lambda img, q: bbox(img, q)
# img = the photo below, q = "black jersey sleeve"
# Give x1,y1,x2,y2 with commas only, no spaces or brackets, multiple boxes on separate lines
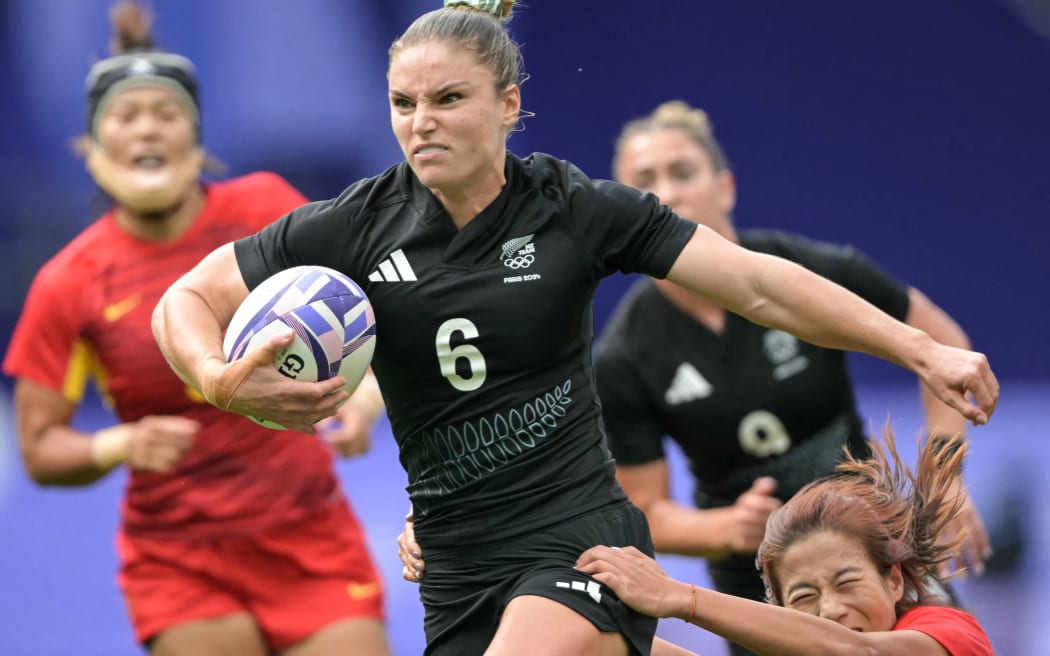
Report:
593,283,670,466
234,177,379,289
557,160,696,279
594,337,669,465
742,230,911,321
234,198,336,288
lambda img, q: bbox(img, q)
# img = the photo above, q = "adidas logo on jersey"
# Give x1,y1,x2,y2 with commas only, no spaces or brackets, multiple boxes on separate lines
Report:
665,363,712,405
368,249,417,282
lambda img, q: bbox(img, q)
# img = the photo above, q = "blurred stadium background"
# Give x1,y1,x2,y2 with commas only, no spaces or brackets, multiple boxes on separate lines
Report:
1,1,1047,654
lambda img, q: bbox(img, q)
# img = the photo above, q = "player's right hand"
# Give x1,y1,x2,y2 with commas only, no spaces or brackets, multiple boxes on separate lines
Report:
203,330,349,434
725,477,782,553
916,342,998,427
125,415,199,472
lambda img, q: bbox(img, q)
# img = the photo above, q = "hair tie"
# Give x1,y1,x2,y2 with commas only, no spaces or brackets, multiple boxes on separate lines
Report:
444,0,504,18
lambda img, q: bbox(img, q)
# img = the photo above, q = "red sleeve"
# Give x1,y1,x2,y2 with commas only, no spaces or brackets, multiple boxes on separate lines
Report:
2,256,93,400
894,606,995,656
240,171,310,230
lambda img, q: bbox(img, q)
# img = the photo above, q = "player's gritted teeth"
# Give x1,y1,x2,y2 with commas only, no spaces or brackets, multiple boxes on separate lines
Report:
413,144,448,161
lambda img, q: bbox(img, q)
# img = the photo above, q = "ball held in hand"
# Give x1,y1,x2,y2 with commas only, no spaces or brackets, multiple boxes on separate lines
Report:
222,265,377,429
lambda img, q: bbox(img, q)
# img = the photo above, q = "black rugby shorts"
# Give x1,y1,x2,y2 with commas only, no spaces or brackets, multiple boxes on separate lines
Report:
419,501,657,656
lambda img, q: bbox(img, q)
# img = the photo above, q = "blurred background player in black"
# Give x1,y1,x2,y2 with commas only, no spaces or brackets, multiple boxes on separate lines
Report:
592,100,991,656
1,3,391,655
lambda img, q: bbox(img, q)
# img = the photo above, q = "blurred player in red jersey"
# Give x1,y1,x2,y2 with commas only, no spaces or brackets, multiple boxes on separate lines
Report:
1,3,391,655
577,431,995,656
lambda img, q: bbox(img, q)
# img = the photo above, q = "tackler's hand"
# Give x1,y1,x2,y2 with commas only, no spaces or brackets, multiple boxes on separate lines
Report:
398,507,425,583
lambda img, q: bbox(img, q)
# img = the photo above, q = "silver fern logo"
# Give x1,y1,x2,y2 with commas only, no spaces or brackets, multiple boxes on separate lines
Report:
501,234,536,269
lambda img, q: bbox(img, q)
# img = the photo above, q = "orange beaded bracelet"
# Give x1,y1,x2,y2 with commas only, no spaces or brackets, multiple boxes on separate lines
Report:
686,583,697,623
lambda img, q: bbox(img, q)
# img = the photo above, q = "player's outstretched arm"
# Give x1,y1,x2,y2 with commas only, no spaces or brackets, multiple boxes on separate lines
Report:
666,226,999,426
577,546,951,656
151,243,348,433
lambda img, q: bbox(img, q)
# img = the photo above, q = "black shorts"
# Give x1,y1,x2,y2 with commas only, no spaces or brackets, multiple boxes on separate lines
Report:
418,501,657,656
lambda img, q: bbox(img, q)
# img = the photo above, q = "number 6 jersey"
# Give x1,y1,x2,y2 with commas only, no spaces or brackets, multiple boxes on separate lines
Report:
234,152,697,547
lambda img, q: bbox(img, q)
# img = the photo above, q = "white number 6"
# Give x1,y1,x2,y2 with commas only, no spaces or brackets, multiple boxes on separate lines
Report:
435,318,487,391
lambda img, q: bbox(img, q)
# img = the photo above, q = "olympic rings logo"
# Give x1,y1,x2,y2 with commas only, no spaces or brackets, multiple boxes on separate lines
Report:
503,254,535,269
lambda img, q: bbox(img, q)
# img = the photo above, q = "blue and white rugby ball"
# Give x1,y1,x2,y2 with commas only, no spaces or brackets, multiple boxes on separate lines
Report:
222,265,376,429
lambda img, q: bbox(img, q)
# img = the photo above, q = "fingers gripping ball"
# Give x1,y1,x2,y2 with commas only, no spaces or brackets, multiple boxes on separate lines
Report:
222,266,377,429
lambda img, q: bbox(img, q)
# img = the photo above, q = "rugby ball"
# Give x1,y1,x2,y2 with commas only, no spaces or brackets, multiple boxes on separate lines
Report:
222,265,376,429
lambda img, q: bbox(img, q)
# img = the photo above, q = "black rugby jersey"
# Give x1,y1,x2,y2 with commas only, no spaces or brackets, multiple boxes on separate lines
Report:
235,152,697,547
595,230,910,509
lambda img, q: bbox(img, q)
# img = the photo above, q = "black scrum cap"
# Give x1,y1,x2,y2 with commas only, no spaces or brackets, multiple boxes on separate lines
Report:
86,51,200,141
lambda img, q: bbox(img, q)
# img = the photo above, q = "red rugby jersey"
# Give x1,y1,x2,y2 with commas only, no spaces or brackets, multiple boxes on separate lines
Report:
4,172,342,539
894,606,995,656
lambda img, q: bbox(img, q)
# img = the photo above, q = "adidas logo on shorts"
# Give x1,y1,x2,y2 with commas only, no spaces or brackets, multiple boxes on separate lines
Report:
555,580,602,603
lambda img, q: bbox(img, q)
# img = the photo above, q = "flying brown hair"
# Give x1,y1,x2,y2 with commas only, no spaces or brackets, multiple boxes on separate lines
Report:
757,428,968,615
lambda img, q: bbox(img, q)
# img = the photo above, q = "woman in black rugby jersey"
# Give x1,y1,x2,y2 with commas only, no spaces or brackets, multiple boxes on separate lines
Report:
591,101,992,656
152,3,997,655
